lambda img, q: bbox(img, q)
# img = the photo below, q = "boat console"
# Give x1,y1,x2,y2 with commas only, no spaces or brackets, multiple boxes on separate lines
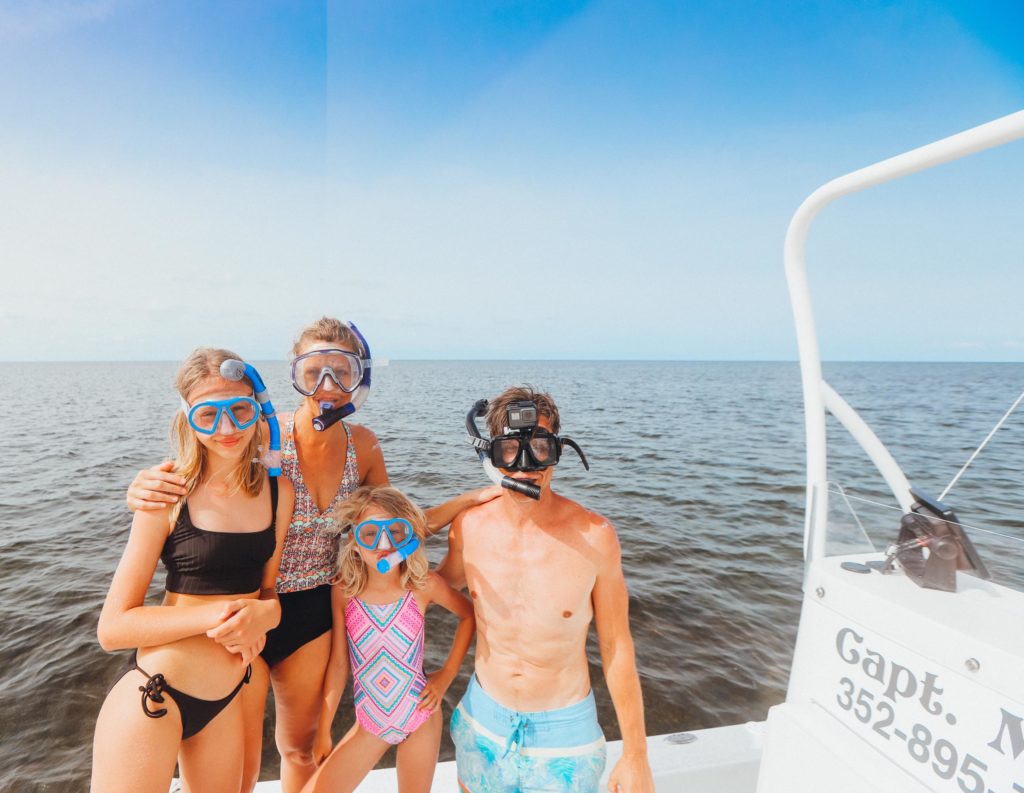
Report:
759,110,1024,793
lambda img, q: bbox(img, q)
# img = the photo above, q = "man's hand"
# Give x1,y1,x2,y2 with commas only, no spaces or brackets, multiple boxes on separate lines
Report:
607,752,655,793
127,461,187,511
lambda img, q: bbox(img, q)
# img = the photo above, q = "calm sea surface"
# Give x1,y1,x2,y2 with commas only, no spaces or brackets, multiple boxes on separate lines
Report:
1,361,1022,791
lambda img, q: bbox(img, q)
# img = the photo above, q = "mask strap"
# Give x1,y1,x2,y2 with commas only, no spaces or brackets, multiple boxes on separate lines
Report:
560,437,591,470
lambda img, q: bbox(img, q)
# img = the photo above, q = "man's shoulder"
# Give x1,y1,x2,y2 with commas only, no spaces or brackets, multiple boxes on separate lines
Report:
551,495,619,551
553,493,614,530
448,497,500,546
458,495,503,527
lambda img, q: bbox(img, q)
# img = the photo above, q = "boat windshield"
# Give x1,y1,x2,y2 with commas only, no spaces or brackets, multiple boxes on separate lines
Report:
821,481,1024,595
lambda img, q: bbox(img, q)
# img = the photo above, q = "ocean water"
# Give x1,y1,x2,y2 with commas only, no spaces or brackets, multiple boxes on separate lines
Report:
0,360,1022,791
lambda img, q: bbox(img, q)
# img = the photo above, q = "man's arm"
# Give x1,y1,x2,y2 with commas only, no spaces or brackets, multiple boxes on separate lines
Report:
435,510,468,591
592,518,655,793
423,486,501,535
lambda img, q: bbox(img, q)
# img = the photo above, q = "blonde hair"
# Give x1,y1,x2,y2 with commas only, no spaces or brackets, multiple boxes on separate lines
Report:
330,486,429,598
169,347,265,526
291,317,362,358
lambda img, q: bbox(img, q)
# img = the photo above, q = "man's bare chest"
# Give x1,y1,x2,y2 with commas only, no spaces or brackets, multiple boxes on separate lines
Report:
462,526,597,628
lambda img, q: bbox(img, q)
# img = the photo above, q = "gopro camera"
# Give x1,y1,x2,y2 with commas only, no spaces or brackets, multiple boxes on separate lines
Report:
506,400,538,430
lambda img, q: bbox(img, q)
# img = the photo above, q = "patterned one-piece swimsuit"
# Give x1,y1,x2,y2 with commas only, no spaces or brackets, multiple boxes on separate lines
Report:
345,589,432,744
277,416,360,593
260,417,361,667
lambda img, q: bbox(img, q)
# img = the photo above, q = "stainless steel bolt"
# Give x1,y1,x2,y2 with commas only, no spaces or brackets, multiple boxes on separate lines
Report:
815,587,825,599
965,658,980,672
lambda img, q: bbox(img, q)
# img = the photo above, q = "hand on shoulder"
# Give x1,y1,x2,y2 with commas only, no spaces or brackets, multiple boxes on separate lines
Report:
126,459,188,512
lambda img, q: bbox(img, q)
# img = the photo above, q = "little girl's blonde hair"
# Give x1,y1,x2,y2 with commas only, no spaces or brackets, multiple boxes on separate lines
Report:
331,486,429,597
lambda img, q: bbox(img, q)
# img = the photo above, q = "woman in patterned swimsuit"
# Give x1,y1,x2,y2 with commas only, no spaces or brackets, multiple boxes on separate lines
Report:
127,317,497,793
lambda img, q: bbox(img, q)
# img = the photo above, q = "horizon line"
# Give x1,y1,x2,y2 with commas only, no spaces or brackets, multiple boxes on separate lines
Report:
2,357,1022,365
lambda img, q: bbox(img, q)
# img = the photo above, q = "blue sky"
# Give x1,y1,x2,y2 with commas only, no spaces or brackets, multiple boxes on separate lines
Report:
1,0,1022,361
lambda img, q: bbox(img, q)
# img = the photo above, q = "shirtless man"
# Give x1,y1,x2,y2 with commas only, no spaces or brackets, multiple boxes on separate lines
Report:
439,386,655,793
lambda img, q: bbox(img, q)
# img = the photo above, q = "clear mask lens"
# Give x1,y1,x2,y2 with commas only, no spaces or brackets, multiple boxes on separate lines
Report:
490,433,560,470
493,437,523,467
528,435,560,465
291,350,363,396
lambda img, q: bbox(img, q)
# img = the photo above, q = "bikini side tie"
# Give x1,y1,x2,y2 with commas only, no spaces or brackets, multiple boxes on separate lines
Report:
137,666,169,719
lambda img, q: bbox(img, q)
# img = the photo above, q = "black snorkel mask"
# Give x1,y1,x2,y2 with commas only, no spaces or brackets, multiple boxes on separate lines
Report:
466,398,590,500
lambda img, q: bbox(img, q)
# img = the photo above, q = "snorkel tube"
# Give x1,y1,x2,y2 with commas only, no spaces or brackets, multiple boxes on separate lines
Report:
376,534,421,574
466,400,542,500
313,322,373,432
220,359,282,477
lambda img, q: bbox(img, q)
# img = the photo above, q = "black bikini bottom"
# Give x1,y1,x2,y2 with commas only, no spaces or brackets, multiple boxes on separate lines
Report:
118,651,252,740
260,584,333,668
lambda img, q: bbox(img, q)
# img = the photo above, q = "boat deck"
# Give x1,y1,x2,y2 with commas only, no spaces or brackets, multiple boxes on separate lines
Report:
245,722,765,792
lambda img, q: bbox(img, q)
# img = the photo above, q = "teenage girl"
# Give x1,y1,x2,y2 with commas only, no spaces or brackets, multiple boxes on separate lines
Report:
125,317,496,792
91,348,293,793
302,485,475,793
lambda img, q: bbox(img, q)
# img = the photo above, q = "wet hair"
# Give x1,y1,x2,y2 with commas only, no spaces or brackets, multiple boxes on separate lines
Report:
486,385,561,436
169,347,264,526
290,317,362,358
330,486,429,597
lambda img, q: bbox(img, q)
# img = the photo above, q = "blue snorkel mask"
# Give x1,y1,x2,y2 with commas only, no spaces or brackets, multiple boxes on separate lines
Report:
218,359,282,477
182,396,261,435
290,322,373,432
352,517,421,574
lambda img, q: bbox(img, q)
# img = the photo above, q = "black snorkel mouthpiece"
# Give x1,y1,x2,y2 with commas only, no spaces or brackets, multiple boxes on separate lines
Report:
465,400,542,500
312,403,354,432
503,477,543,498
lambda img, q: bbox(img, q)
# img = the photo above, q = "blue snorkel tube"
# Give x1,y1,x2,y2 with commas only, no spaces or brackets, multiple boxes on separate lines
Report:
376,534,421,574
220,359,282,477
312,322,373,432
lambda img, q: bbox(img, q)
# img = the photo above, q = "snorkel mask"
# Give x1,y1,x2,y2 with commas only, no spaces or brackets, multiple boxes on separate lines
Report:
465,398,590,500
218,359,282,476
290,322,373,432
351,517,421,574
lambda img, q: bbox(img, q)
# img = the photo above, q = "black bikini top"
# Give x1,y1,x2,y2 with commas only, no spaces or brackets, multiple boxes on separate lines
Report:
162,477,278,596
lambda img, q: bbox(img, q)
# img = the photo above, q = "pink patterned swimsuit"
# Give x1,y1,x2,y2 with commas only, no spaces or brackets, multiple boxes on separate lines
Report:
346,589,432,744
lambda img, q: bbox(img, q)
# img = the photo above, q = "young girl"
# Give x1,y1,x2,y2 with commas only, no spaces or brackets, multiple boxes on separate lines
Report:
91,348,293,793
303,486,475,793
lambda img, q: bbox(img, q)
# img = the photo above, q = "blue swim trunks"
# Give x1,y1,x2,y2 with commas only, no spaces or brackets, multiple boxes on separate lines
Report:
451,675,606,793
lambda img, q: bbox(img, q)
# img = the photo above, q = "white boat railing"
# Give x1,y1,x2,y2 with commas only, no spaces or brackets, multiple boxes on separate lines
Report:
783,110,1024,563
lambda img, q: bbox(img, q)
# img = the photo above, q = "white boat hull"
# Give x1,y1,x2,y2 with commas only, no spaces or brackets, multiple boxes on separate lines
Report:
248,722,765,792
